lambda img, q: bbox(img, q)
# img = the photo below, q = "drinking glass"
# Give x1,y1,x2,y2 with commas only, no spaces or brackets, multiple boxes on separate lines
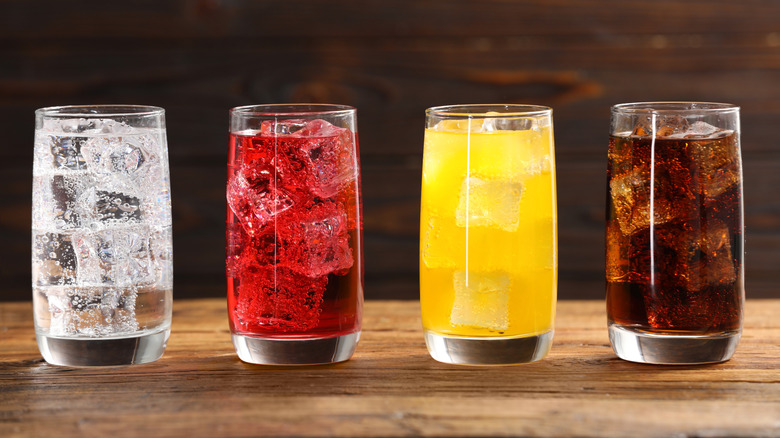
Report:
606,102,744,364
32,105,173,366
226,104,363,365
420,104,557,365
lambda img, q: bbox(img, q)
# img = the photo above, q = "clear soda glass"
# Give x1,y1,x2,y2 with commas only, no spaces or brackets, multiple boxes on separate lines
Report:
32,105,173,366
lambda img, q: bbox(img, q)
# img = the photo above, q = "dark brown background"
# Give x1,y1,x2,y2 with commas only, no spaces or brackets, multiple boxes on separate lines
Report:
2,0,779,302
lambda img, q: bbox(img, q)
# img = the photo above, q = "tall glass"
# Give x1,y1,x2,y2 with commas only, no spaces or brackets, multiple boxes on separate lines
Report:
420,105,557,365
226,104,363,365
32,105,173,366
607,102,744,364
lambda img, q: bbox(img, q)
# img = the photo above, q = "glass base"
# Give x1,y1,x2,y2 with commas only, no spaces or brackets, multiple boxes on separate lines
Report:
609,324,741,364
423,329,553,365
36,328,170,367
231,332,360,365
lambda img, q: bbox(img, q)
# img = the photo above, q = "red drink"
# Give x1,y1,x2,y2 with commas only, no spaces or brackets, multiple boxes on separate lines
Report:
226,118,362,341
606,122,743,334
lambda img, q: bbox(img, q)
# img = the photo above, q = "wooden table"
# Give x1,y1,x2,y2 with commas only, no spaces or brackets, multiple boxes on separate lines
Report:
2,299,780,437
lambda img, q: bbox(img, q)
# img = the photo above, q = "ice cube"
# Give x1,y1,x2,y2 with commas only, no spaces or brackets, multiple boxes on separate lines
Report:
451,271,510,331
481,115,535,132
688,133,740,198
657,219,737,292
456,177,522,232
227,162,295,235
297,120,357,199
74,227,155,287
609,162,695,236
640,219,740,330
81,133,157,180
119,134,155,174
97,119,135,135
684,121,721,139
81,136,117,174
656,115,689,137
74,230,122,285
610,168,654,235
85,189,142,223
234,266,328,332
44,286,138,337
48,135,89,170
33,174,93,231
284,200,353,277
432,118,483,133
261,119,309,135
125,229,157,286
631,115,689,138
33,233,77,286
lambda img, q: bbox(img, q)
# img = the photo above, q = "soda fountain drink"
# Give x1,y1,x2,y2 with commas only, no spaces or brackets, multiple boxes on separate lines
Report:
226,105,363,365
420,105,557,365
606,102,744,364
32,105,173,366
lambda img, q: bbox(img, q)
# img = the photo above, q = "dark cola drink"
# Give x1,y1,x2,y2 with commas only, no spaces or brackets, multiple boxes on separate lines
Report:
606,103,744,364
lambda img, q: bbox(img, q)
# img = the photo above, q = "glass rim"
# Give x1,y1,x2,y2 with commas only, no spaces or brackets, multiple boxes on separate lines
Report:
426,104,552,118
611,101,740,115
35,104,164,118
230,103,356,117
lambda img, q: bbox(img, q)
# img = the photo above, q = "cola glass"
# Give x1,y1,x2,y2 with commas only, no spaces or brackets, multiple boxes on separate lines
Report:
606,102,744,364
226,104,363,365
32,105,173,366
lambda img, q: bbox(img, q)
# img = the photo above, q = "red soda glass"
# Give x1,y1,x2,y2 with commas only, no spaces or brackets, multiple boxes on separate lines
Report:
226,104,363,365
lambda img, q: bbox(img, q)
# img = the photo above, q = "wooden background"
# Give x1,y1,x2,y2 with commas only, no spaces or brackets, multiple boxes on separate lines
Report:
1,0,780,301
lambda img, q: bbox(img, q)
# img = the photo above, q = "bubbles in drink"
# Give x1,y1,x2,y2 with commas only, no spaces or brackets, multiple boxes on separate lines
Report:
226,118,361,336
606,121,742,333
33,233,77,286
32,117,172,338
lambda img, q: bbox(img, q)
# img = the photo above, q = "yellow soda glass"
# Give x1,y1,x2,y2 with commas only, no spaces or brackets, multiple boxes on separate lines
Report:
420,105,557,365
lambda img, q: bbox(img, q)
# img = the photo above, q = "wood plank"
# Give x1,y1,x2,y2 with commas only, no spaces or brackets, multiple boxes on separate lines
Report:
2,299,780,437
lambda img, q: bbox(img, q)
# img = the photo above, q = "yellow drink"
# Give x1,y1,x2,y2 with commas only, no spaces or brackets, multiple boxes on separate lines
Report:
420,116,557,343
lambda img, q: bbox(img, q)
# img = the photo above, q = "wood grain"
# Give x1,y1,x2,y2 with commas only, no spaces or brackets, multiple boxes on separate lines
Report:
2,0,780,300
2,299,780,437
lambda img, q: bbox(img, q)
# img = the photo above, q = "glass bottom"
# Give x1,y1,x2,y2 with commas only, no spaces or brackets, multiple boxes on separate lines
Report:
423,329,553,365
231,331,360,365
36,328,170,367
609,324,741,364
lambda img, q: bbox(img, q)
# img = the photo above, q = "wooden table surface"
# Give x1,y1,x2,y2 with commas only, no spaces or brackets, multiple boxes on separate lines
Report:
2,299,780,437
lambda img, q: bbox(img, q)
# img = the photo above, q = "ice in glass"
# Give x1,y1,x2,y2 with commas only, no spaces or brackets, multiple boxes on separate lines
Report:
420,105,557,365
32,105,173,366
226,105,362,365
606,102,744,364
